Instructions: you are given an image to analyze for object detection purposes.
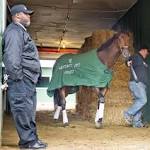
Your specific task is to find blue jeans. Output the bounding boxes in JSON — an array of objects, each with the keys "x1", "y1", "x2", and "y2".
[
  {"x1": 126, "y1": 81, "x2": 147, "y2": 125},
  {"x1": 7, "y1": 77, "x2": 38, "y2": 145}
]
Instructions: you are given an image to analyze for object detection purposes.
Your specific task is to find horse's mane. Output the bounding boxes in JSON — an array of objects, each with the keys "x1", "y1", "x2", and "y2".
[
  {"x1": 97, "y1": 33, "x2": 119, "y2": 52},
  {"x1": 97, "y1": 33, "x2": 120, "y2": 52}
]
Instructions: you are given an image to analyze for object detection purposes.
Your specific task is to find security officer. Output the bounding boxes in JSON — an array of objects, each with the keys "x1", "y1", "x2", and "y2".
[{"x1": 3, "y1": 4, "x2": 47, "y2": 149}]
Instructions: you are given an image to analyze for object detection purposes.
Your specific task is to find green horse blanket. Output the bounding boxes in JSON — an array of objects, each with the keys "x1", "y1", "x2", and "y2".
[{"x1": 47, "y1": 49, "x2": 112, "y2": 97}]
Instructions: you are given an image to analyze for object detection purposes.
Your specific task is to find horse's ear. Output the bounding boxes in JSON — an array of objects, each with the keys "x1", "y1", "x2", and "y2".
[
  {"x1": 117, "y1": 31, "x2": 130, "y2": 49},
  {"x1": 114, "y1": 31, "x2": 128, "y2": 39},
  {"x1": 119, "y1": 31, "x2": 130, "y2": 37},
  {"x1": 118, "y1": 32, "x2": 130, "y2": 42}
]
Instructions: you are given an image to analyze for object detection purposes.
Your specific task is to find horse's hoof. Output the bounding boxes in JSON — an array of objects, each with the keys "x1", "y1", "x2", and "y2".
[
  {"x1": 95, "y1": 122, "x2": 103, "y2": 129},
  {"x1": 63, "y1": 123, "x2": 69, "y2": 127}
]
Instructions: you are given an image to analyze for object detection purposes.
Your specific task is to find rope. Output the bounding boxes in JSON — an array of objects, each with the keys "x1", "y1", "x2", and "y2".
[{"x1": 58, "y1": 0, "x2": 73, "y2": 50}]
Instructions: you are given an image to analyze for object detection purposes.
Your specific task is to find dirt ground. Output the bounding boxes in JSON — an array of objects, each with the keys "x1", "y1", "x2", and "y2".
[{"x1": 1, "y1": 111, "x2": 150, "y2": 150}]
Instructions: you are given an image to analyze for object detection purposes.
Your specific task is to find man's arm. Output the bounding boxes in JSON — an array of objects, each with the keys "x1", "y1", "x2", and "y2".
[{"x1": 3, "y1": 29, "x2": 24, "y2": 80}]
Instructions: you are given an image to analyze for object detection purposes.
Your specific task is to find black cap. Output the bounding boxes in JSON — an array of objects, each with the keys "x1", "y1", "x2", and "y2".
[
  {"x1": 140, "y1": 44, "x2": 150, "y2": 52},
  {"x1": 10, "y1": 4, "x2": 34, "y2": 16}
]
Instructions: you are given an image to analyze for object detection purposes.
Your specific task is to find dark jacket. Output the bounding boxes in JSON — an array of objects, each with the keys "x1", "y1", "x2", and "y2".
[
  {"x1": 3, "y1": 22, "x2": 41, "y2": 83},
  {"x1": 129, "y1": 53, "x2": 149, "y2": 85}
]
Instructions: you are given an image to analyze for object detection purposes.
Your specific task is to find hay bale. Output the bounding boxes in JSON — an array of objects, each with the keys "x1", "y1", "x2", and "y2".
[
  {"x1": 76, "y1": 86, "x2": 98, "y2": 120},
  {"x1": 103, "y1": 104, "x2": 131, "y2": 125},
  {"x1": 76, "y1": 29, "x2": 134, "y2": 125},
  {"x1": 91, "y1": 29, "x2": 115, "y2": 48}
]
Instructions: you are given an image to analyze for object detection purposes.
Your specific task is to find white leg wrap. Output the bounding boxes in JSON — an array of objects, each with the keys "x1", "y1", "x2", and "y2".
[
  {"x1": 54, "y1": 106, "x2": 62, "y2": 120},
  {"x1": 62, "y1": 110, "x2": 68, "y2": 124},
  {"x1": 95, "y1": 103, "x2": 105, "y2": 122}
]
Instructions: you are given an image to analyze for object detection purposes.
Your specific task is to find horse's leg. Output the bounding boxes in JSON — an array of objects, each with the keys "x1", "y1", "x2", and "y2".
[
  {"x1": 53, "y1": 90, "x2": 62, "y2": 120},
  {"x1": 95, "y1": 88, "x2": 107, "y2": 128},
  {"x1": 59, "y1": 88, "x2": 69, "y2": 126}
]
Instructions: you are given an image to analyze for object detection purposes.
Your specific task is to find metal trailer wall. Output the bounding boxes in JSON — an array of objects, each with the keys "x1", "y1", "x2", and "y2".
[
  {"x1": 0, "y1": 0, "x2": 6, "y2": 146},
  {"x1": 113, "y1": 0, "x2": 150, "y2": 122}
]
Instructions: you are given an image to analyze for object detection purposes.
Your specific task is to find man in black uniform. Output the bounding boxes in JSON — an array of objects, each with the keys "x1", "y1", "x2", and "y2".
[
  {"x1": 3, "y1": 4, "x2": 47, "y2": 149},
  {"x1": 124, "y1": 45, "x2": 150, "y2": 128}
]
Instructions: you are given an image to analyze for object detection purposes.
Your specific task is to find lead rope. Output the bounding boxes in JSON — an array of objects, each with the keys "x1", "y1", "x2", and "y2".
[{"x1": 121, "y1": 46, "x2": 138, "y2": 82}]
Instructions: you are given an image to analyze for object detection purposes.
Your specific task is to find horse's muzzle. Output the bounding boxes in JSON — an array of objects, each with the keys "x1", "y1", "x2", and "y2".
[{"x1": 121, "y1": 46, "x2": 130, "y2": 59}]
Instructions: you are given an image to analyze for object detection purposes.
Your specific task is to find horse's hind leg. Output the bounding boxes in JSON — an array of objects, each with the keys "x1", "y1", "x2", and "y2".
[
  {"x1": 53, "y1": 90, "x2": 62, "y2": 120},
  {"x1": 59, "y1": 88, "x2": 69, "y2": 126},
  {"x1": 95, "y1": 88, "x2": 107, "y2": 128}
]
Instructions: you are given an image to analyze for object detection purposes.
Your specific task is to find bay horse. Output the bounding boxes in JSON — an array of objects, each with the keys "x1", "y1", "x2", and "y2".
[{"x1": 47, "y1": 31, "x2": 130, "y2": 128}]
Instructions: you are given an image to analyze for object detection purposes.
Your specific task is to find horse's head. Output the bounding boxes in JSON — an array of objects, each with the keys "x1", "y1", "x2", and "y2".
[
  {"x1": 97, "y1": 31, "x2": 130, "y2": 68},
  {"x1": 116, "y1": 32, "x2": 130, "y2": 59}
]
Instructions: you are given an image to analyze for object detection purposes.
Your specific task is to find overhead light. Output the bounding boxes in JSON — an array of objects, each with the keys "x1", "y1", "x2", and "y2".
[
  {"x1": 73, "y1": 0, "x2": 78, "y2": 4},
  {"x1": 62, "y1": 44, "x2": 66, "y2": 49}
]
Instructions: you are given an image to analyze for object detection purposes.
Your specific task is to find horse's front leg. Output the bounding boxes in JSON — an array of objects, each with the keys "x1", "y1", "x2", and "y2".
[
  {"x1": 53, "y1": 90, "x2": 62, "y2": 120},
  {"x1": 59, "y1": 88, "x2": 69, "y2": 126},
  {"x1": 95, "y1": 88, "x2": 107, "y2": 128}
]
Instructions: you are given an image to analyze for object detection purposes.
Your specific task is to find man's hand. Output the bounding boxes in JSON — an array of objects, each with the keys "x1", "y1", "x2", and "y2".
[
  {"x1": 127, "y1": 60, "x2": 132, "y2": 67},
  {"x1": 1, "y1": 83, "x2": 8, "y2": 91}
]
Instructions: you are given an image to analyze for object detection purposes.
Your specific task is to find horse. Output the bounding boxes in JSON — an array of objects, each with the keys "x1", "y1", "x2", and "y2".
[{"x1": 47, "y1": 31, "x2": 130, "y2": 128}]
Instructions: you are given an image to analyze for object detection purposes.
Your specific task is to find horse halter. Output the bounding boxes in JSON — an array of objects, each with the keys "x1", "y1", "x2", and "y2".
[{"x1": 121, "y1": 45, "x2": 130, "y2": 59}]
